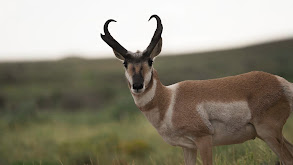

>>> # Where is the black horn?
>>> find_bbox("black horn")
[101,19,129,58]
[143,15,163,57]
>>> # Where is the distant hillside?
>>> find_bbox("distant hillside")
[156,38,293,83]
[0,38,293,115]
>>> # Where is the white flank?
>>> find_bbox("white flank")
[276,76,293,112]
[133,79,157,107]
[197,101,251,133]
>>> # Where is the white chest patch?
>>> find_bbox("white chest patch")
[140,83,178,129]
[132,79,157,107]
[197,101,252,133]
[156,83,195,147]
[161,83,178,128]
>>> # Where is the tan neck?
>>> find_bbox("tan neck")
[131,69,173,125]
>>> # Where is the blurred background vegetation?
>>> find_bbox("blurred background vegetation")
[1,38,293,165]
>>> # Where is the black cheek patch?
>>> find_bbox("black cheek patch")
[148,59,153,67]
[123,61,128,68]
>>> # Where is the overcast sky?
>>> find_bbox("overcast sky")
[1,0,293,62]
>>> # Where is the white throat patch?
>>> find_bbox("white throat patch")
[132,79,157,107]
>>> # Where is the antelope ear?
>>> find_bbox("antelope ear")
[113,50,125,61]
[150,38,162,59]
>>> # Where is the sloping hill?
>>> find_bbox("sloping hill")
[0,38,293,113]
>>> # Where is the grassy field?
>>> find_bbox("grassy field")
[0,38,293,164]
[1,111,293,165]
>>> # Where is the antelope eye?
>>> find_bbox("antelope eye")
[123,61,128,68]
[148,59,153,66]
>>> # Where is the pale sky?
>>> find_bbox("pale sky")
[1,0,293,62]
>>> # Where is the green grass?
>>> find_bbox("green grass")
[1,111,293,165]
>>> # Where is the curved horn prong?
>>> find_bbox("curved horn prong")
[101,19,129,58]
[143,15,163,57]
[103,19,116,35]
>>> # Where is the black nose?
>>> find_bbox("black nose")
[133,83,143,90]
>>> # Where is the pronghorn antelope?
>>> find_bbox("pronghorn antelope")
[101,15,293,165]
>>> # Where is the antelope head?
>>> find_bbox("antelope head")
[101,15,163,94]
